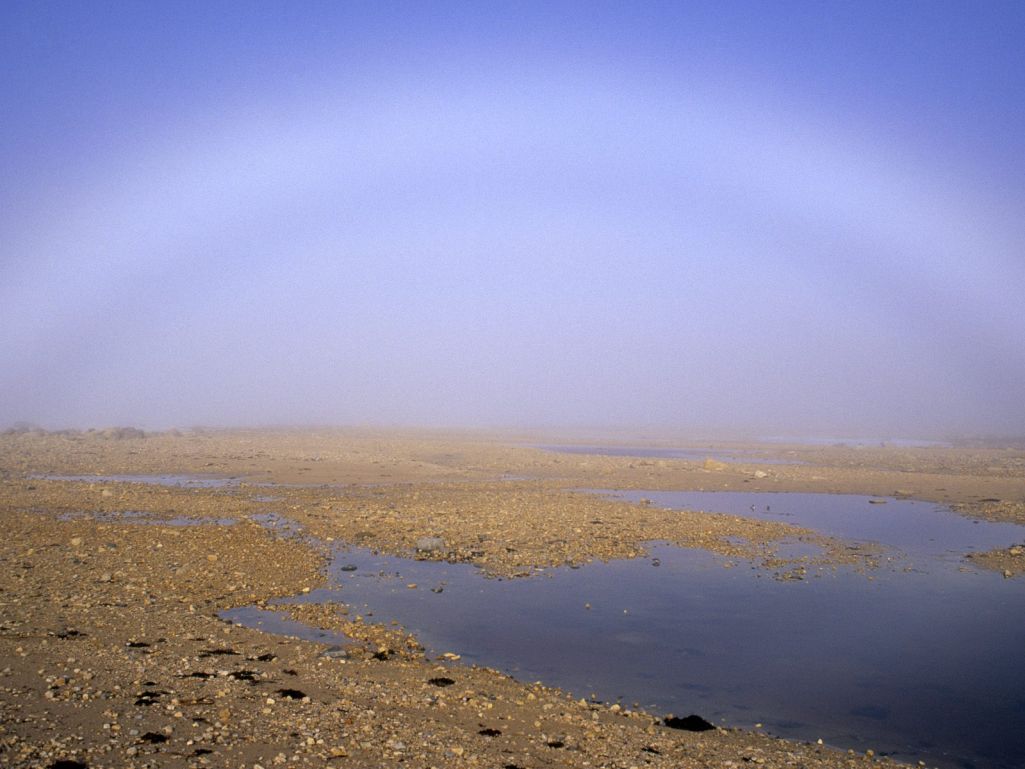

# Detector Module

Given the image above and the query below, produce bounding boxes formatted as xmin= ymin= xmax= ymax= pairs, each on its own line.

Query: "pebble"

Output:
xmin=416 ymin=537 xmax=446 ymax=553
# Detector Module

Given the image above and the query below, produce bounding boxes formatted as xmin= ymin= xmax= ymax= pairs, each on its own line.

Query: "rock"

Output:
xmin=753 ymin=470 xmax=769 ymax=479
xmin=339 ymin=564 xmax=358 ymax=571
xmin=416 ymin=537 xmax=446 ymax=553
xmin=703 ymin=458 xmax=729 ymax=471
xmin=663 ymin=714 xmax=715 ymax=731
xmin=70 ymin=537 xmax=83 ymax=547
xmin=1008 ymin=546 xmax=1023 ymax=556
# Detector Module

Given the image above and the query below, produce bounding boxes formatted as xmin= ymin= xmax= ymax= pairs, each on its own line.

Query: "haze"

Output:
xmin=3 ymin=2 xmax=1024 ymax=439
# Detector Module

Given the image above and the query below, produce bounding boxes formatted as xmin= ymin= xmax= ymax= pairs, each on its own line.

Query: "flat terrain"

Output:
xmin=2 ymin=428 xmax=1023 ymax=768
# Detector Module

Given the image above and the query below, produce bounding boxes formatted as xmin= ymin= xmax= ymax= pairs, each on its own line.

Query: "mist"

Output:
xmin=3 ymin=2 xmax=1024 ymax=439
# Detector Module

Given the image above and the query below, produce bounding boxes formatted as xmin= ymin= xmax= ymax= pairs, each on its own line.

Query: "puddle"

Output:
xmin=224 ymin=491 xmax=1025 ymax=769
xmin=247 ymin=512 xmax=305 ymax=539
xmin=40 ymin=473 xmax=243 ymax=488
xmin=221 ymin=606 xmax=350 ymax=647
xmin=535 ymin=444 xmax=804 ymax=465
xmin=759 ymin=436 xmax=950 ymax=448
xmin=58 ymin=510 xmax=236 ymax=526
xmin=608 ymin=491 xmax=1025 ymax=564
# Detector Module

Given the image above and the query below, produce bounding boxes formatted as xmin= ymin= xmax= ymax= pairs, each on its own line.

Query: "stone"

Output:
xmin=663 ymin=714 xmax=715 ymax=731
xmin=415 ymin=537 xmax=446 ymax=553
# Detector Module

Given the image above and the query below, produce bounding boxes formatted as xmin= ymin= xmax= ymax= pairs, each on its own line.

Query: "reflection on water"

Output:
xmin=535 ymin=444 xmax=804 ymax=465
xmin=58 ymin=509 xmax=236 ymax=526
xmin=40 ymin=473 xmax=242 ymax=488
xmin=228 ymin=491 xmax=1025 ymax=769
xmin=606 ymin=490 xmax=1023 ymax=563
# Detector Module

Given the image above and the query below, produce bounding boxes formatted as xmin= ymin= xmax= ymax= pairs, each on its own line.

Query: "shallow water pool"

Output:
xmin=231 ymin=491 xmax=1025 ymax=769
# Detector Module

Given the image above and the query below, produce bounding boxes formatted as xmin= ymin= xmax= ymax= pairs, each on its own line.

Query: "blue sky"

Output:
xmin=2 ymin=1 xmax=1024 ymax=437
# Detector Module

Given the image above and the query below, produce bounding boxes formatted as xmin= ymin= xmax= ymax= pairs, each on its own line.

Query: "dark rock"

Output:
xmin=134 ymin=690 xmax=165 ymax=706
xmin=199 ymin=648 xmax=238 ymax=657
xmin=429 ymin=677 xmax=456 ymax=687
xmin=546 ymin=740 xmax=565 ymax=748
xmin=140 ymin=732 xmax=168 ymax=743
xmin=663 ymin=714 xmax=715 ymax=731
xmin=339 ymin=564 xmax=358 ymax=571
xmin=478 ymin=728 xmax=502 ymax=737
xmin=276 ymin=688 xmax=306 ymax=699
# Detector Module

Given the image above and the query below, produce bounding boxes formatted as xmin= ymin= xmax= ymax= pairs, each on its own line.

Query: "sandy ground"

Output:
xmin=2 ymin=428 xmax=1024 ymax=769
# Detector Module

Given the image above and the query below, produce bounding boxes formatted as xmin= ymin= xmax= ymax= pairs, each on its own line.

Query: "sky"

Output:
xmin=2 ymin=1 xmax=1024 ymax=438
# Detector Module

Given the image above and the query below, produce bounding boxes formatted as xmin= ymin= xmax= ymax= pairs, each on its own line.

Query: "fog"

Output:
xmin=3 ymin=3 xmax=1024 ymax=439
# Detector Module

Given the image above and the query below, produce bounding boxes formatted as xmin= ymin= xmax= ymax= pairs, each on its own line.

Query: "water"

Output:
xmin=58 ymin=509 xmax=236 ymax=526
xmin=221 ymin=606 xmax=349 ymax=647
xmin=535 ymin=444 xmax=804 ymax=465
xmin=606 ymin=491 xmax=1024 ymax=564
xmin=759 ymin=436 xmax=950 ymax=448
xmin=225 ymin=491 xmax=1025 ymax=769
xmin=40 ymin=473 xmax=242 ymax=488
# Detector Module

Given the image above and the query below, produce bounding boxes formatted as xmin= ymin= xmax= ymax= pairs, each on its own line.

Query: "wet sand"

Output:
xmin=2 ymin=428 xmax=1023 ymax=768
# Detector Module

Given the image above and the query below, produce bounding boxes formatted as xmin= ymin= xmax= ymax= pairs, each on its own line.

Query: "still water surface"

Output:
xmin=536 ymin=444 xmax=803 ymax=464
xmin=229 ymin=491 xmax=1025 ymax=769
